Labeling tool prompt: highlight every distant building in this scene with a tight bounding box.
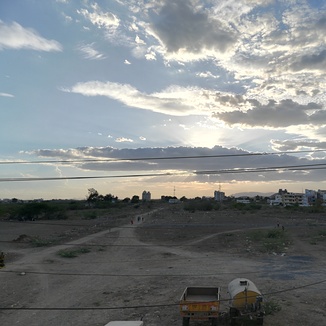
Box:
[305,189,317,205]
[214,190,225,202]
[142,191,151,202]
[317,189,326,204]
[270,190,305,206]
[236,198,251,204]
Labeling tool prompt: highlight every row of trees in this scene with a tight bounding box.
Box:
[86,188,140,204]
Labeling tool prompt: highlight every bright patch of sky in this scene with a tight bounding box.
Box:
[1,0,326,200]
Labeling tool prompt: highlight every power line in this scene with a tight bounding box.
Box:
[0,279,325,311]
[0,270,268,277]
[1,162,326,182]
[0,220,284,230]
[1,149,325,165]
[1,267,323,278]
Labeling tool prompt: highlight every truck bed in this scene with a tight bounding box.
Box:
[179,286,220,320]
[185,294,217,301]
[180,286,220,302]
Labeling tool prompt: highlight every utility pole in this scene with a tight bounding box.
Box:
[219,183,222,202]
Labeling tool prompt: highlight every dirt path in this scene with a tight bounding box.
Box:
[1,206,326,326]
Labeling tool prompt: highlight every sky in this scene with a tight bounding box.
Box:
[1,0,326,200]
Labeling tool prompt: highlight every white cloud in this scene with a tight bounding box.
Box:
[0,21,62,52]
[115,137,134,143]
[145,51,156,60]
[78,43,106,60]
[63,80,225,116]
[77,4,119,30]
[196,71,219,79]
[135,35,145,44]
[63,14,73,23]
[0,92,14,97]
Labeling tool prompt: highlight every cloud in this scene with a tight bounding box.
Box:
[145,51,156,60]
[78,43,106,60]
[115,137,134,143]
[148,0,236,58]
[77,3,119,30]
[0,21,62,51]
[316,15,326,30]
[197,71,219,79]
[62,81,221,116]
[135,35,145,45]
[28,145,326,184]
[0,92,14,97]
[214,99,325,128]
[291,50,326,72]
[271,139,326,152]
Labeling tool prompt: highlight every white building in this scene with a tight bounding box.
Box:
[236,198,250,204]
[305,189,317,205]
[214,190,225,202]
[317,189,326,205]
[142,191,151,202]
[270,191,305,206]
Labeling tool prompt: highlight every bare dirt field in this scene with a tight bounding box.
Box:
[1,203,326,326]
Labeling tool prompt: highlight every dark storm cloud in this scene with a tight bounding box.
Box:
[150,0,236,53]
[214,99,324,128]
[291,50,326,71]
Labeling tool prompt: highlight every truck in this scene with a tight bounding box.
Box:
[179,286,220,326]
[227,278,264,325]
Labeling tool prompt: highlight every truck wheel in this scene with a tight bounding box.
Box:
[182,317,190,326]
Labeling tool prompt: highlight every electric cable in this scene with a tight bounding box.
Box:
[1,267,324,278]
[1,149,325,165]
[1,162,326,182]
[0,279,325,310]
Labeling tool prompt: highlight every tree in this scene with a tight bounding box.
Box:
[104,193,118,202]
[87,188,99,203]
[18,202,50,221]
[131,195,139,203]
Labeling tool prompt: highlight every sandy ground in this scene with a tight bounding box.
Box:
[0,203,326,326]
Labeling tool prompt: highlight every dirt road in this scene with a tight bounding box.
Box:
[1,204,326,325]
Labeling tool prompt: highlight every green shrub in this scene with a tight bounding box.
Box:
[83,211,97,219]
[58,247,90,258]
[31,237,54,247]
[183,200,213,211]
[264,299,282,315]
[248,228,289,253]
[310,229,326,245]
